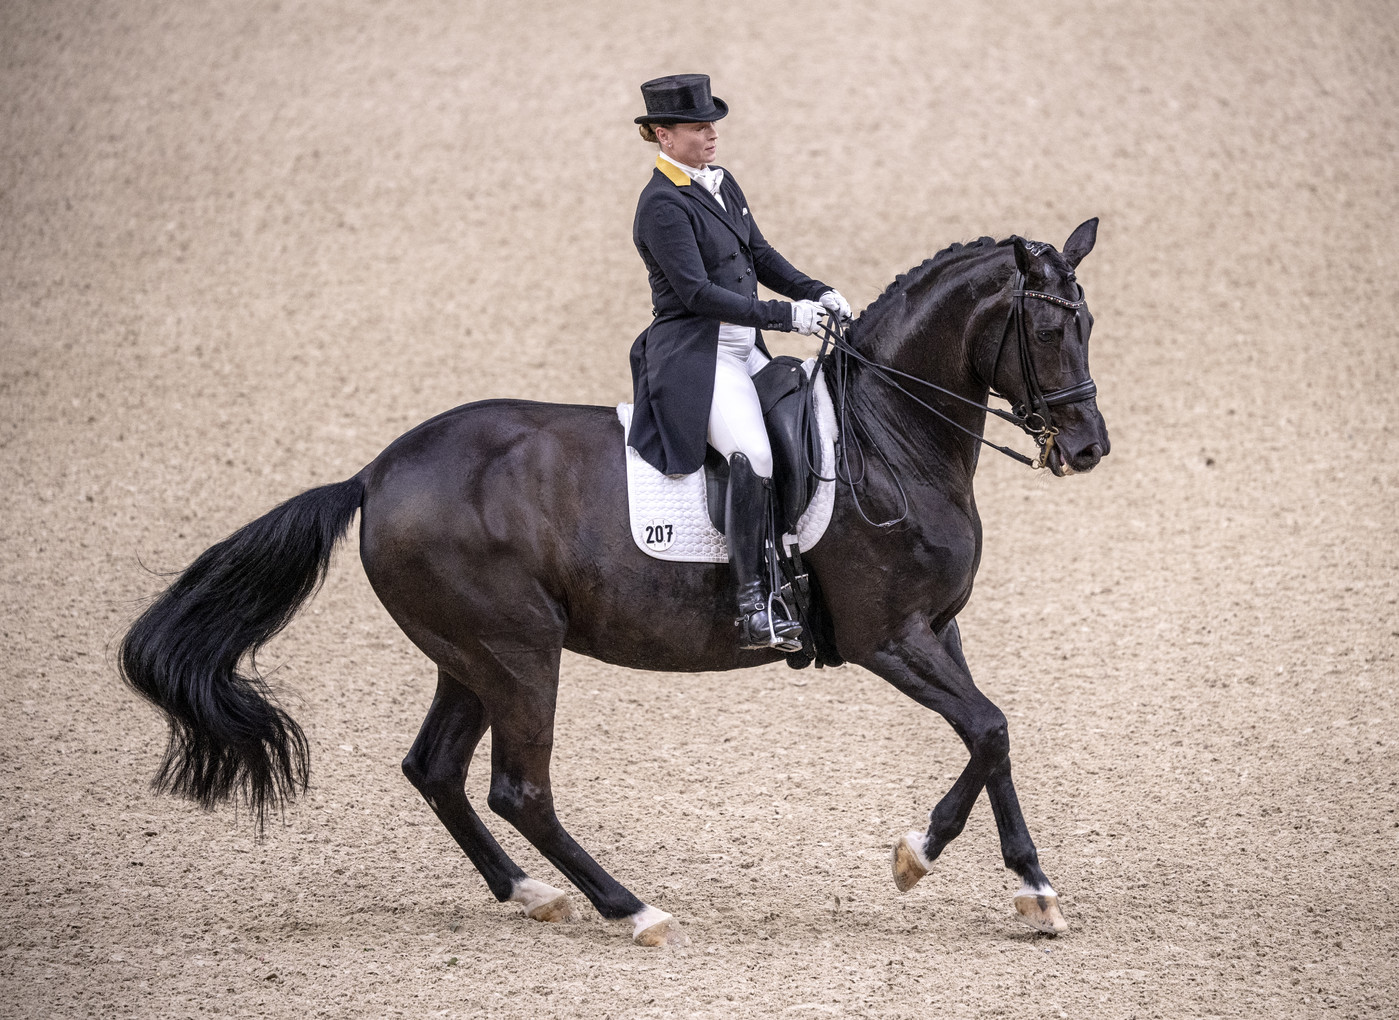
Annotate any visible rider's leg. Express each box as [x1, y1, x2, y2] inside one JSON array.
[[744, 342, 771, 376], [709, 332, 800, 650], [708, 333, 773, 477], [724, 453, 801, 649]]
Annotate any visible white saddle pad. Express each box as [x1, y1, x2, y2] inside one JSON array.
[[617, 358, 837, 563]]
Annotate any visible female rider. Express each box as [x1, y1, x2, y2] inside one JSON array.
[[626, 74, 851, 651]]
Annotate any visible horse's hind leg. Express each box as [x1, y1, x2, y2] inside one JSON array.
[[401, 669, 577, 923], [868, 619, 1067, 934], [481, 670, 690, 947]]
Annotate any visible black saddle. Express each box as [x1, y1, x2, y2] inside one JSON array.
[[702, 356, 841, 671], [703, 356, 822, 535]]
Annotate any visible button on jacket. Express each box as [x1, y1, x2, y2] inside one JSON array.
[[627, 158, 829, 476]]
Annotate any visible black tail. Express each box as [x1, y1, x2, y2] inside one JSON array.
[[119, 476, 365, 829]]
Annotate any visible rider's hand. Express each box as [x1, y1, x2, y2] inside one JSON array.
[[791, 300, 824, 335], [819, 289, 852, 320]]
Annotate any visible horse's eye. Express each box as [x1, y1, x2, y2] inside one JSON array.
[[1035, 328, 1062, 344]]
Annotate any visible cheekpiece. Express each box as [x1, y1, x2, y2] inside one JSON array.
[[635, 74, 728, 124]]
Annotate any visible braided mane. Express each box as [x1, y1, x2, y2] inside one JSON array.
[[852, 234, 1069, 340], [853, 236, 999, 338]]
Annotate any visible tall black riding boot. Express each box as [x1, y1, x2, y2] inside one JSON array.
[[726, 453, 803, 651]]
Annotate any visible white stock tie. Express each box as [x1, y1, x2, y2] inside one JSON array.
[[693, 166, 724, 199]]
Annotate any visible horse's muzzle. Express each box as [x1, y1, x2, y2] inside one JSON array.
[[1050, 434, 1109, 476]]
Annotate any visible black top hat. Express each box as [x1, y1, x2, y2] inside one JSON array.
[[635, 74, 729, 124]]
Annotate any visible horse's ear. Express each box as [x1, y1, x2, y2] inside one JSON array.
[[1063, 218, 1099, 268]]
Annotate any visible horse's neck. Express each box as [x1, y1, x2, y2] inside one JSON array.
[[848, 271, 1000, 486]]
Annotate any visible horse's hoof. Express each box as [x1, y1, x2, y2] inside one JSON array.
[[1013, 885, 1069, 934], [510, 878, 576, 924], [634, 916, 690, 947], [891, 831, 930, 892], [526, 893, 578, 924], [630, 905, 690, 947]]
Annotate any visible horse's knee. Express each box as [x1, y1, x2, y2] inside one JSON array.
[[485, 776, 518, 821], [970, 712, 1010, 767], [487, 773, 554, 835], [401, 752, 440, 794], [402, 756, 427, 790]]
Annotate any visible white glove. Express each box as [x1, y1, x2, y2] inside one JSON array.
[[791, 299, 824, 335], [819, 289, 852, 320]]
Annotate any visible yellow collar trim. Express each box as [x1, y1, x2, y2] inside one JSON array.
[[656, 155, 691, 187]]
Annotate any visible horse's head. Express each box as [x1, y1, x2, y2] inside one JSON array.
[[989, 219, 1110, 476]]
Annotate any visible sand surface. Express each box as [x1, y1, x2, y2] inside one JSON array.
[[3, 1, 1397, 1017]]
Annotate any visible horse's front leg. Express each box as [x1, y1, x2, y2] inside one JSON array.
[[938, 619, 1067, 933], [861, 617, 1067, 934]]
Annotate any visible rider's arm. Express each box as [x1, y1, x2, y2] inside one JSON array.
[[638, 193, 794, 331]]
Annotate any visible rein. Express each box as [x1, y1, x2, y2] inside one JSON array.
[[813, 269, 1097, 528]]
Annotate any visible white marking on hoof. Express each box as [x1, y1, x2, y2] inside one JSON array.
[[891, 830, 932, 892], [1013, 881, 1069, 934], [630, 904, 690, 947], [509, 877, 577, 923]]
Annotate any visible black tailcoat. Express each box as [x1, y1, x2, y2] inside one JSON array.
[[628, 159, 829, 475]]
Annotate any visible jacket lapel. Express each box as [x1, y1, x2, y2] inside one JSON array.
[[685, 179, 749, 245], [655, 160, 750, 246]]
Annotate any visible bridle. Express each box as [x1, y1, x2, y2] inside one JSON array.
[[984, 269, 1097, 468], [813, 263, 1098, 527]]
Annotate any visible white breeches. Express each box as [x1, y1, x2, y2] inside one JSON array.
[[708, 324, 773, 479]]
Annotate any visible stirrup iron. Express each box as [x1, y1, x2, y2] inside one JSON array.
[[765, 591, 803, 653]]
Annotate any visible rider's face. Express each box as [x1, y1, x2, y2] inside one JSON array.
[[656, 121, 718, 168]]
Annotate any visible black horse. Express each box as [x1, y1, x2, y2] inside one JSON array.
[[120, 220, 1107, 946]]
